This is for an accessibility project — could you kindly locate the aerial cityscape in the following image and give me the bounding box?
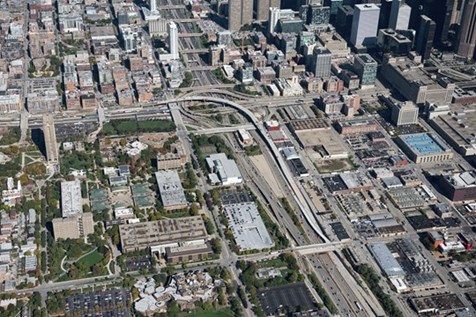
[0,0,476,316]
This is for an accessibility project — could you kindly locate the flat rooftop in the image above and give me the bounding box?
[223,202,274,251]
[155,170,187,208]
[430,106,476,153]
[296,129,348,157]
[368,243,405,278]
[119,216,207,252]
[398,133,449,156]
[289,118,329,131]
[61,180,83,217]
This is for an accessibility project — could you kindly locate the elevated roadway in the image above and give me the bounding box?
[192,124,255,135]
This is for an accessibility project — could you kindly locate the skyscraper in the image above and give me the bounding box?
[256,0,281,21]
[268,7,281,34]
[307,4,331,25]
[312,47,332,78]
[228,0,253,31]
[395,4,411,30]
[388,1,411,30]
[456,0,476,59]
[407,0,454,47]
[415,15,436,60]
[42,114,59,165]
[350,4,380,47]
[150,0,157,12]
[168,21,179,60]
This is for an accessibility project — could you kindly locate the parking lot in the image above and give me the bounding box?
[220,190,253,206]
[258,283,318,316]
[64,288,131,317]
[125,255,152,272]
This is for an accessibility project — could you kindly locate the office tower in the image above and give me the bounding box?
[388,0,402,29]
[268,7,281,34]
[456,0,476,59]
[42,114,59,165]
[391,101,419,125]
[256,0,281,21]
[336,5,354,37]
[324,0,343,17]
[150,0,157,12]
[350,4,380,47]
[416,15,436,60]
[395,4,411,29]
[312,47,332,78]
[307,4,330,25]
[353,54,377,86]
[407,0,454,46]
[380,0,393,28]
[168,21,179,60]
[228,0,253,31]
[389,1,411,30]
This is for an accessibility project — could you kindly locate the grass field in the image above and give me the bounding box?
[77,251,103,267]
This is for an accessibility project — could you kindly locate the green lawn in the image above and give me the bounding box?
[77,251,103,267]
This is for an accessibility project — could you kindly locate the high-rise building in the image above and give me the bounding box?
[391,100,419,125]
[353,53,378,86]
[307,4,330,25]
[407,0,454,47]
[268,7,281,34]
[42,114,59,165]
[415,15,436,60]
[228,0,253,31]
[389,2,411,30]
[456,0,476,60]
[388,0,402,29]
[350,4,380,47]
[336,5,354,37]
[324,0,343,18]
[312,47,332,78]
[168,21,179,60]
[256,0,281,21]
[150,0,157,12]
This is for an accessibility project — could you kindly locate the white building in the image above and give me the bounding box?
[1,177,21,206]
[61,180,83,217]
[206,153,243,186]
[150,0,157,12]
[168,22,179,60]
[389,1,411,30]
[350,4,380,47]
[268,7,280,34]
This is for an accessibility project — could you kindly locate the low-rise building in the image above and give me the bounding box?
[206,153,243,186]
[437,171,476,202]
[61,180,83,217]
[395,133,453,164]
[155,170,187,210]
[52,213,94,240]
[119,216,208,253]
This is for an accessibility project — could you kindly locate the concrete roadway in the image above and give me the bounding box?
[188,100,379,316]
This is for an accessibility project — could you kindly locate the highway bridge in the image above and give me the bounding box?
[192,124,255,135]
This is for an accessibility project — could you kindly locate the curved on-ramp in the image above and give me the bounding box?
[175,95,330,244]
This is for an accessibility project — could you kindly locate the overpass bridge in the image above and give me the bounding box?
[178,32,204,38]
[292,241,348,255]
[192,124,255,135]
